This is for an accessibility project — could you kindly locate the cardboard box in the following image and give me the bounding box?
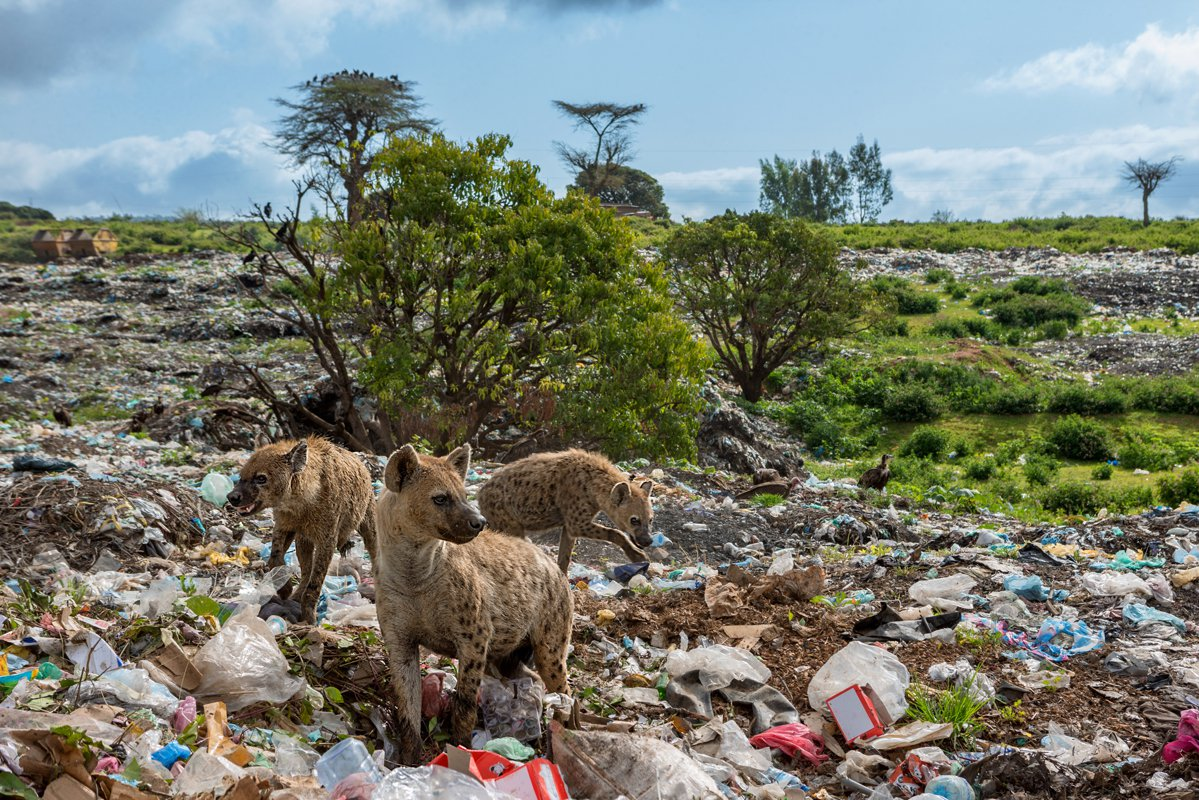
[826,684,888,744]
[435,745,569,800]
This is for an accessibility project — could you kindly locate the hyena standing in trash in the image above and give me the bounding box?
[477,448,655,572]
[227,436,377,623]
[373,443,573,764]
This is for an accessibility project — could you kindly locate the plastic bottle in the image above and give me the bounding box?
[314,738,383,790]
[923,774,976,800]
[265,616,288,636]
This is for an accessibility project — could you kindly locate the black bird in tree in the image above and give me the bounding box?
[52,404,72,428]
[859,454,894,491]
[242,250,256,264]
[263,202,272,218]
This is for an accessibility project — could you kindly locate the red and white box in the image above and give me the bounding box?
[826,684,892,744]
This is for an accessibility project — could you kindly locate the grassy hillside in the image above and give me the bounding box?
[0,216,251,263]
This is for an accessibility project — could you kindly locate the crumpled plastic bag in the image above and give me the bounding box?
[927,660,995,704]
[808,641,910,719]
[1163,709,1199,765]
[1122,603,1186,633]
[665,644,771,686]
[372,765,517,800]
[194,610,304,711]
[1042,722,1129,765]
[908,575,976,611]
[869,721,954,750]
[70,668,179,719]
[1079,572,1150,597]
[550,721,723,800]
[749,723,827,765]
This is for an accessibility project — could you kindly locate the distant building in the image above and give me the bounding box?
[600,203,653,219]
[29,228,119,260]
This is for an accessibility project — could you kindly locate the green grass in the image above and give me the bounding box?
[905,679,988,748]
[819,215,1199,254]
[0,215,273,263]
[747,492,786,508]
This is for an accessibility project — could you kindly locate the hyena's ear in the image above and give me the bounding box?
[287,441,308,473]
[610,481,631,506]
[253,430,272,449]
[638,479,654,496]
[385,445,420,492]
[445,443,471,479]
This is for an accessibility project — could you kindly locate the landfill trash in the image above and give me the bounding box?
[923,774,976,800]
[927,661,995,703]
[551,721,723,799]
[666,648,798,734]
[316,737,385,790]
[908,575,976,611]
[1171,565,1199,587]
[1163,709,1199,764]
[1002,574,1068,603]
[478,676,544,743]
[373,765,515,800]
[1091,548,1165,571]
[199,471,235,507]
[809,641,911,719]
[870,722,955,750]
[193,609,304,711]
[274,733,322,776]
[483,737,535,761]
[853,604,961,643]
[12,455,77,472]
[1123,602,1187,633]
[827,684,889,744]
[888,751,940,797]
[1078,571,1151,597]
[748,722,827,765]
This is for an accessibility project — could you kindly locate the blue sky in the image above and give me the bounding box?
[2,0,1198,222]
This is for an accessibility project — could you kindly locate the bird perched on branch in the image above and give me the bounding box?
[859,454,894,491]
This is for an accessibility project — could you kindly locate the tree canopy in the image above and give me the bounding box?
[664,211,878,401]
[273,70,436,224]
[572,164,670,218]
[1121,156,1181,227]
[759,151,851,223]
[553,101,648,198]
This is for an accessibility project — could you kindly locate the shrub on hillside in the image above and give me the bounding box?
[1118,438,1174,472]
[1040,481,1103,515]
[1158,468,1199,507]
[963,456,999,482]
[1046,383,1128,415]
[983,384,1041,415]
[1023,454,1060,486]
[1092,463,1113,480]
[870,276,940,315]
[900,426,950,459]
[883,384,942,422]
[1048,414,1113,461]
[973,276,1090,328]
[924,268,952,284]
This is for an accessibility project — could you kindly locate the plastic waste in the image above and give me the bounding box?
[1078,572,1150,597]
[193,610,304,712]
[1144,573,1175,604]
[808,641,910,720]
[478,676,543,744]
[1123,603,1186,633]
[869,721,954,750]
[927,660,995,704]
[373,765,517,800]
[923,775,976,800]
[70,668,179,718]
[173,750,245,795]
[330,773,379,800]
[748,722,827,765]
[138,577,182,619]
[274,734,321,777]
[1041,723,1129,765]
[315,738,385,790]
[199,472,234,507]
[150,741,190,769]
[908,575,976,611]
[265,615,289,635]
[1163,709,1199,764]
[1172,566,1199,588]
[1091,549,1165,571]
[665,644,771,685]
[551,722,723,800]
[482,737,534,762]
[173,695,197,733]
[767,549,795,576]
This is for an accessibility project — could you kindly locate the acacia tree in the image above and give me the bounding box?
[664,211,876,402]
[273,70,435,225]
[573,164,669,218]
[553,101,647,197]
[848,135,893,222]
[759,151,851,223]
[1122,156,1181,227]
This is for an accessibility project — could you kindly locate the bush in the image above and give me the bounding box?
[1118,438,1173,472]
[964,456,999,481]
[1107,485,1154,513]
[1046,383,1127,415]
[901,426,950,459]
[1039,320,1069,340]
[1040,481,1103,515]
[883,384,942,422]
[870,276,941,314]
[1048,414,1113,461]
[983,384,1041,415]
[1023,454,1060,486]
[929,317,997,340]
[945,281,970,300]
[872,317,909,338]
[1092,463,1113,480]
[973,276,1090,328]
[924,268,952,284]
[1158,468,1199,507]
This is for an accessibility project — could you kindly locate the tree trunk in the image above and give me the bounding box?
[738,375,763,403]
[1142,190,1150,228]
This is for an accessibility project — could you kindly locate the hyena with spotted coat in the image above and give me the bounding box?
[477,449,654,572]
[227,437,376,623]
[374,443,572,764]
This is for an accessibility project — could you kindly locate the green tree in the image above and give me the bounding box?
[664,211,876,402]
[573,164,670,218]
[553,101,648,197]
[273,70,436,225]
[847,135,894,222]
[759,151,851,223]
[333,133,707,456]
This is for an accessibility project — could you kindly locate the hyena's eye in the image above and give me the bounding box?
[630,516,641,527]
[432,494,449,506]
[253,474,268,485]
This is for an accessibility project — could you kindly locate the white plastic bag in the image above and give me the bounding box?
[665,644,771,687]
[908,575,976,611]
[1078,572,1150,597]
[551,722,724,800]
[194,610,304,711]
[807,641,910,719]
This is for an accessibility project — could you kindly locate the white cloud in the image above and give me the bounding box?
[984,24,1199,97]
[657,166,758,193]
[0,124,299,218]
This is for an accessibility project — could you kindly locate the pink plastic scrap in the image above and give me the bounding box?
[749,722,828,765]
[1163,709,1199,765]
